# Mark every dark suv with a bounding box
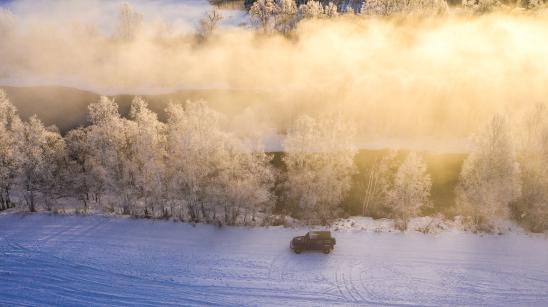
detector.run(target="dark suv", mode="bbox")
[290,231,336,254]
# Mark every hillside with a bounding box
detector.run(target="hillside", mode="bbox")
[1,86,271,133]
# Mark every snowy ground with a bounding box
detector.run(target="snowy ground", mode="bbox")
[1,213,547,306]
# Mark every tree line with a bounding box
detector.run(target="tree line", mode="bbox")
[1,90,546,231]
[192,0,548,44]
[241,0,545,36]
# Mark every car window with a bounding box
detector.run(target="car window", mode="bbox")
[309,233,317,240]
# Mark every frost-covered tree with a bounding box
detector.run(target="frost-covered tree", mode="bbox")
[250,0,278,33]
[387,152,432,230]
[216,140,275,225]
[324,2,339,18]
[518,0,545,10]
[196,8,223,42]
[274,0,298,34]
[298,1,326,19]
[359,150,399,217]
[14,116,65,212]
[0,8,15,38]
[456,115,522,228]
[65,127,98,212]
[115,2,143,41]
[283,114,357,224]
[87,97,138,214]
[362,0,448,16]
[166,101,224,221]
[39,125,68,211]
[462,0,502,14]
[408,0,448,16]
[250,0,338,34]
[128,97,167,217]
[13,116,42,212]
[513,104,548,232]
[166,100,274,224]
[0,90,21,210]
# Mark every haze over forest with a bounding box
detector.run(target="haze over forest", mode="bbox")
[1,0,547,151]
[1,4,547,306]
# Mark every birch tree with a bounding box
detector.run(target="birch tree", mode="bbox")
[0,90,21,210]
[324,2,339,18]
[298,1,326,19]
[216,139,275,225]
[513,104,548,232]
[128,97,167,217]
[15,116,65,212]
[115,2,143,41]
[283,114,357,224]
[359,150,399,217]
[462,0,502,14]
[166,100,274,224]
[250,0,278,33]
[87,97,138,214]
[387,152,432,230]
[0,8,15,38]
[166,101,228,221]
[65,127,97,212]
[456,115,522,228]
[274,0,298,34]
[196,8,223,41]
[362,0,448,16]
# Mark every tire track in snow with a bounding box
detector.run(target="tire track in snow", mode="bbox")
[1,214,547,306]
[2,237,229,306]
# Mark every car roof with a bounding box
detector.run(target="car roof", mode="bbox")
[308,231,331,237]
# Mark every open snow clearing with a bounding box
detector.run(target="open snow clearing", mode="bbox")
[1,213,547,306]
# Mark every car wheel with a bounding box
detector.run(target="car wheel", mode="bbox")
[294,248,301,254]
[323,248,330,254]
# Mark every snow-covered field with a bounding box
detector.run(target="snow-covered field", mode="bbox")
[1,213,547,306]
